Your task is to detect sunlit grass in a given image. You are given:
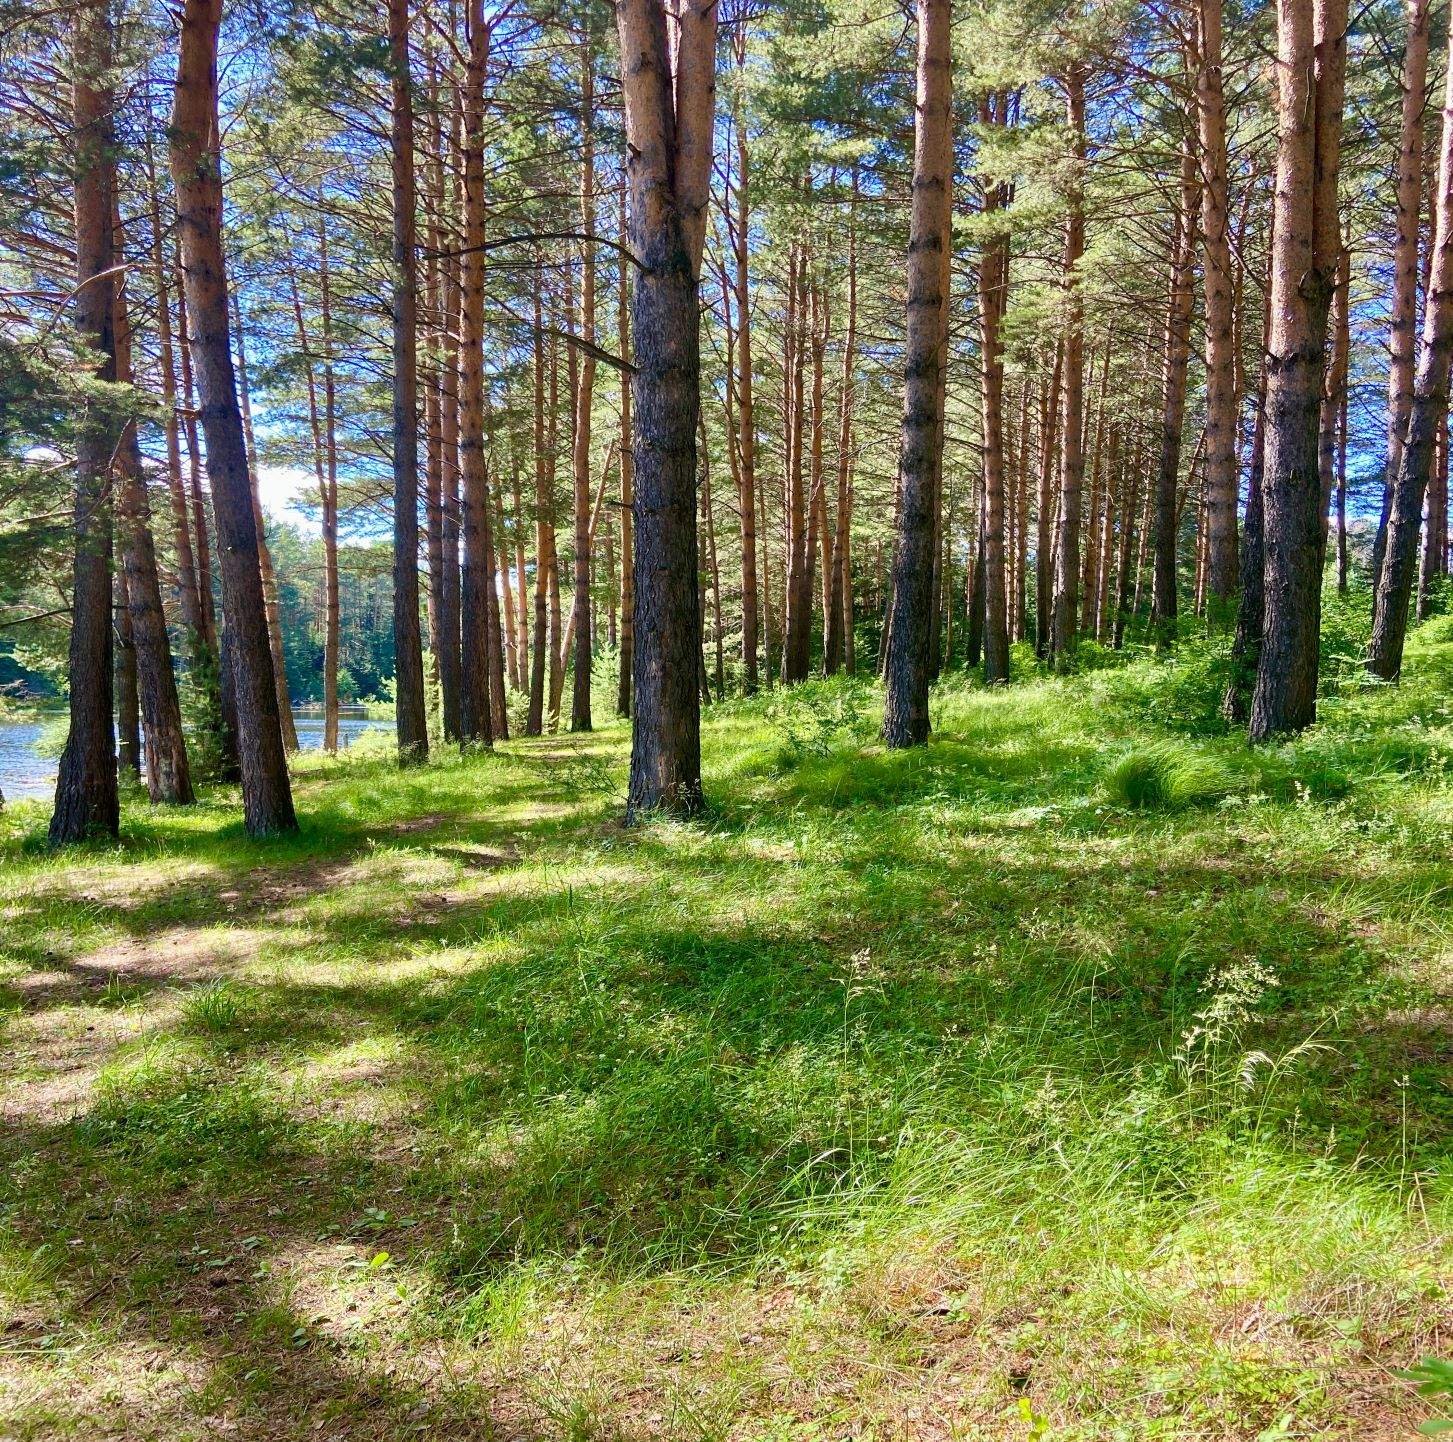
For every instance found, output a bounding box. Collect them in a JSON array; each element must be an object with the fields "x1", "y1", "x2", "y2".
[{"x1": 0, "y1": 603, "x2": 1449, "y2": 1438}]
